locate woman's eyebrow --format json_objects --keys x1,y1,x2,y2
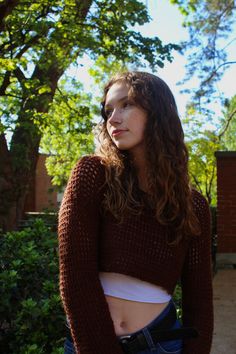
[{"x1": 105, "y1": 95, "x2": 128, "y2": 109}]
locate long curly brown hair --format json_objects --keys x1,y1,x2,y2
[{"x1": 97, "y1": 71, "x2": 200, "y2": 244}]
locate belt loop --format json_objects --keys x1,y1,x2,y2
[{"x1": 119, "y1": 338, "x2": 135, "y2": 354}]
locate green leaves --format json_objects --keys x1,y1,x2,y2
[
  {"x1": 0, "y1": 218, "x2": 65, "y2": 353},
  {"x1": 183, "y1": 106, "x2": 221, "y2": 205},
  {"x1": 220, "y1": 95, "x2": 236, "y2": 150},
  {"x1": 40, "y1": 77, "x2": 95, "y2": 187},
  {"x1": 170, "y1": 0, "x2": 236, "y2": 205},
  {"x1": 170, "y1": 0, "x2": 198, "y2": 16}
]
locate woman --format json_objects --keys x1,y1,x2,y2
[{"x1": 58, "y1": 71, "x2": 213, "y2": 354}]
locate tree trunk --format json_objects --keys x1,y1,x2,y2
[
  {"x1": 0, "y1": 0, "x2": 93, "y2": 231},
  {"x1": 0, "y1": 134, "x2": 17, "y2": 231},
  {"x1": 5, "y1": 67, "x2": 63, "y2": 231}
]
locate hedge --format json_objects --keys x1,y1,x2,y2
[{"x1": 0, "y1": 219, "x2": 65, "y2": 354}]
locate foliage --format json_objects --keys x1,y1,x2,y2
[
  {"x1": 0, "y1": 219, "x2": 65, "y2": 353},
  {"x1": 219, "y1": 95, "x2": 236, "y2": 149},
  {"x1": 40, "y1": 77, "x2": 95, "y2": 187},
  {"x1": 187, "y1": 131, "x2": 219, "y2": 206},
  {"x1": 182, "y1": 106, "x2": 222, "y2": 205},
  {"x1": 89, "y1": 55, "x2": 128, "y2": 90},
  {"x1": 182, "y1": 94, "x2": 236, "y2": 205},
  {"x1": 171, "y1": 0, "x2": 236, "y2": 110},
  {"x1": 173, "y1": 284, "x2": 182, "y2": 321},
  {"x1": 169, "y1": 0, "x2": 236, "y2": 204}
]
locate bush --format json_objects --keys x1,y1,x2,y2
[
  {"x1": 0, "y1": 219, "x2": 65, "y2": 354},
  {"x1": 173, "y1": 284, "x2": 182, "y2": 321}
]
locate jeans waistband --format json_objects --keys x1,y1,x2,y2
[
  {"x1": 118, "y1": 300, "x2": 198, "y2": 354},
  {"x1": 119, "y1": 299, "x2": 175, "y2": 340}
]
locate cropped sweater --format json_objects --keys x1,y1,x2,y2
[{"x1": 58, "y1": 155, "x2": 213, "y2": 354}]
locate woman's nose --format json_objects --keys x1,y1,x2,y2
[{"x1": 108, "y1": 108, "x2": 122, "y2": 124}]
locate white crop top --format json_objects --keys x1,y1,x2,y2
[{"x1": 99, "y1": 272, "x2": 171, "y2": 303}]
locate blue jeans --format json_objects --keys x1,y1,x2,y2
[
  {"x1": 64, "y1": 338, "x2": 76, "y2": 354},
  {"x1": 64, "y1": 301, "x2": 183, "y2": 354}
]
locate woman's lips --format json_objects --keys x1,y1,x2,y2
[{"x1": 112, "y1": 129, "x2": 127, "y2": 137}]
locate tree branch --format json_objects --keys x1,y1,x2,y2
[
  {"x1": 0, "y1": 33, "x2": 45, "y2": 59},
  {"x1": 0, "y1": 0, "x2": 19, "y2": 32},
  {"x1": 1, "y1": 93, "x2": 23, "y2": 99},
  {"x1": 222, "y1": 37, "x2": 236, "y2": 51},
  {"x1": 206, "y1": 165, "x2": 215, "y2": 205},
  {"x1": 14, "y1": 66, "x2": 26, "y2": 84},
  {"x1": 15, "y1": 34, "x2": 44, "y2": 59},
  {"x1": 0, "y1": 71, "x2": 11, "y2": 96},
  {"x1": 190, "y1": 171, "x2": 203, "y2": 194},
  {"x1": 56, "y1": 87, "x2": 84, "y2": 116},
  {"x1": 201, "y1": 61, "x2": 236, "y2": 86},
  {"x1": 218, "y1": 108, "x2": 236, "y2": 139}
]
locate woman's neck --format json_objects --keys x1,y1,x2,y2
[
  {"x1": 130, "y1": 150, "x2": 148, "y2": 193},
  {"x1": 130, "y1": 147, "x2": 146, "y2": 170}
]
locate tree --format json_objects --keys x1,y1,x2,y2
[
  {"x1": 169, "y1": 0, "x2": 236, "y2": 204},
  {"x1": 0, "y1": 0, "x2": 179, "y2": 231},
  {"x1": 182, "y1": 107, "x2": 221, "y2": 205},
  {"x1": 219, "y1": 95, "x2": 236, "y2": 150},
  {"x1": 181, "y1": 96, "x2": 236, "y2": 206},
  {"x1": 171, "y1": 0, "x2": 236, "y2": 113}
]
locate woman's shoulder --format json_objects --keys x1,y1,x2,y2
[
  {"x1": 66, "y1": 155, "x2": 106, "y2": 199},
  {"x1": 191, "y1": 188, "x2": 210, "y2": 217},
  {"x1": 77, "y1": 154, "x2": 103, "y2": 165},
  {"x1": 191, "y1": 188, "x2": 209, "y2": 205},
  {"x1": 68, "y1": 155, "x2": 106, "y2": 187},
  {"x1": 74, "y1": 154, "x2": 105, "y2": 175}
]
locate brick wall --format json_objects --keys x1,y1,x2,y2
[
  {"x1": 35, "y1": 154, "x2": 58, "y2": 211},
  {"x1": 24, "y1": 154, "x2": 58, "y2": 212},
  {"x1": 215, "y1": 151, "x2": 236, "y2": 253}
]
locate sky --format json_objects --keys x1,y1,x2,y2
[{"x1": 74, "y1": 0, "x2": 236, "y2": 119}]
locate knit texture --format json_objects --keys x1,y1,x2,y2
[{"x1": 58, "y1": 155, "x2": 213, "y2": 354}]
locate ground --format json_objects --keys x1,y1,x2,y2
[{"x1": 211, "y1": 269, "x2": 236, "y2": 354}]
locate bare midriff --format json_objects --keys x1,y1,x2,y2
[{"x1": 105, "y1": 295, "x2": 170, "y2": 336}]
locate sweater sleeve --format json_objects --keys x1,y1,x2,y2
[
  {"x1": 181, "y1": 191, "x2": 214, "y2": 354},
  {"x1": 58, "y1": 156, "x2": 123, "y2": 354}
]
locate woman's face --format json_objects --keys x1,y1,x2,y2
[{"x1": 105, "y1": 82, "x2": 147, "y2": 156}]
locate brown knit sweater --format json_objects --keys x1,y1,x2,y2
[{"x1": 58, "y1": 155, "x2": 213, "y2": 354}]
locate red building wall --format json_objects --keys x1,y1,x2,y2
[
  {"x1": 215, "y1": 151, "x2": 236, "y2": 253},
  {"x1": 35, "y1": 154, "x2": 57, "y2": 211},
  {"x1": 24, "y1": 154, "x2": 58, "y2": 212}
]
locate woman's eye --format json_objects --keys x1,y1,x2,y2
[
  {"x1": 122, "y1": 101, "x2": 133, "y2": 109},
  {"x1": 104, "y1": 101, "x2": 134, "y2": 119},
  {"x1": 105, "y1": 109, "x2": 113, "y2": 118}
]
